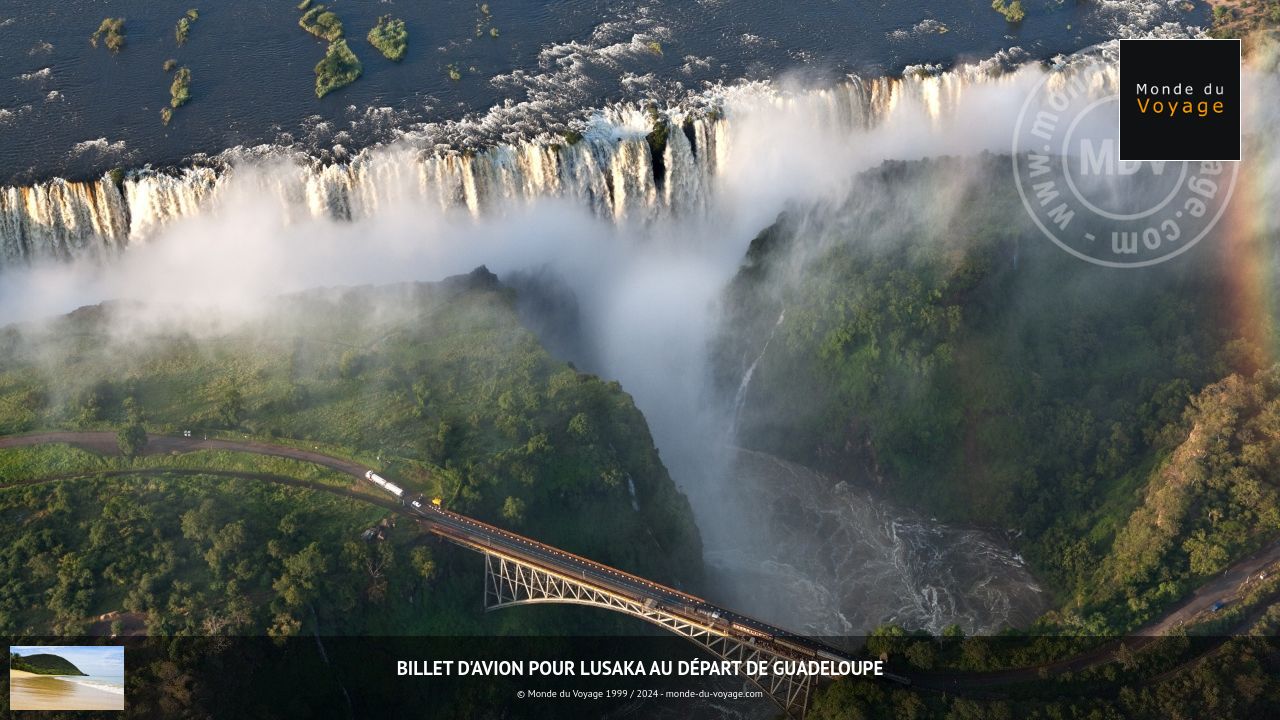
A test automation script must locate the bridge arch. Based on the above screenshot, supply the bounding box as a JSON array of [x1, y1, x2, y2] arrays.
[[483, 551, 814, 719]]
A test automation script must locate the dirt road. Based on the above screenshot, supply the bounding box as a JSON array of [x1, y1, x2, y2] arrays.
[[0, 430, 368, 477]]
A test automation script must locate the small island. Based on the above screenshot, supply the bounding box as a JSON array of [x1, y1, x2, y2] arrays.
[[315, 39, 362, 98], [175, 9, 199, 46], [991, 0, 1025, 23], [170, 67, 192, 108], [299, 5, 344, 41], [89, 18, 126, 52], [368, 15, 408, 61], [162, 67, 192, 125]]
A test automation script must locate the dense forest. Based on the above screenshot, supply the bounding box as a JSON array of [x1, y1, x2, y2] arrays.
[[716, 155, 1279, 630], [0, 269, 702, 648]]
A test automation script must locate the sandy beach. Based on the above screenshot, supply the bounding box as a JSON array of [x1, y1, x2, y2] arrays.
[[9, 669, 124, 711]]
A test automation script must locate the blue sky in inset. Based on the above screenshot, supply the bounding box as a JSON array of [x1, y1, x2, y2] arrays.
[[10, 646, 124, 676]]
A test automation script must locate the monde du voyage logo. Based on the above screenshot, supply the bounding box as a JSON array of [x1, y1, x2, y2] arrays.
[[1013, 39, 1241, 268]]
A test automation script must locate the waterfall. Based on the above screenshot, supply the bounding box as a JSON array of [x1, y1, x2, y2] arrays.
[[626, 476, 640, 512], [0, 56, 1120, 268], [0, 177, 130, 262], [730, 309, 785, 438]]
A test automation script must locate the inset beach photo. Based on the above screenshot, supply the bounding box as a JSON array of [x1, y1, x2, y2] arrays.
[[9, 646, 124, 711]]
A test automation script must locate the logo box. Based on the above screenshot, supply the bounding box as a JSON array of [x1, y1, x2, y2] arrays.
[[1119, 38, 1241, 162]]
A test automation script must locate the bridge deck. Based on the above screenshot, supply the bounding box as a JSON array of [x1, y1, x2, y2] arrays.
[[410, 500, 852, 663]]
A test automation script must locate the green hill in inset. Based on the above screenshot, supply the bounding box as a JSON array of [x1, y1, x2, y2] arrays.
[[11, 652, 87, 676]]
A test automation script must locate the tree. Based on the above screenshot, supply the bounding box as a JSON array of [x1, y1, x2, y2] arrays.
[[501, 496, 526, 525], [339, 351, 362, 379], [409, 546, 436, 584], [568, 412, 594, 440], [217, 386, 244, 427], [77, 381, 114, 426], [118, 423, 148, 458], [273, 542, 328, 608], [904, 640, 937, 670]]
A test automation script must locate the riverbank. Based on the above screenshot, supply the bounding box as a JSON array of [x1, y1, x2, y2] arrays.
[[9, 669, 124, 711]]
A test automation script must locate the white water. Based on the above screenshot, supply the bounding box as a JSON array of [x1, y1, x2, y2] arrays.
[[705, 450, 1046, 636], [0, 53, 1121, 267], [627, 477, 640, 512], [729, 309, 784, 438], [66, 675, 126, 696]]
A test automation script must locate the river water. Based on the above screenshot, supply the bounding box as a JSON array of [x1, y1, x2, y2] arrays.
[[706, 449, 1046, 637], [0, 0, 1198, 184]]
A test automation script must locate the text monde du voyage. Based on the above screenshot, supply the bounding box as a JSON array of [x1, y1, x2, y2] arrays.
[[397, 659, 886, 677], [1134, 82, 1229, 118]]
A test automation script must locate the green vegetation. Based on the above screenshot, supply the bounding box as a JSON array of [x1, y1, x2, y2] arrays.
[[170, 67, 192, 108], [175, 9, 199, 46], [808, 582, 1280, 718], [296, 3, 360, 97], [117, 422, 147, 458], [1093, 369, 1280, 619], [1208, 0, 1280, 38], [90, 18, 126, 53], [368, 15, 408, 61], [299, 5, 345, 42], [809, 625, 1280, 718], [447, 63, 462, 81], [645, 106, 670, 190], [717, 156, 1278, 632], [297, 0, 312, 10], [0, 270, 702, 638], [314, 39, 362, 98], [0, 472, 384, 635], [992, 0, 1026, 23], [717, 157, 1280, 718], [11, 652, 86, 676], [645, 107, 670, 158], [160, 107, 173, 126]]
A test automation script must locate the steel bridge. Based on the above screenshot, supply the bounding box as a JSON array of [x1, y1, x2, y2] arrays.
[[408, 497, 901, 719]]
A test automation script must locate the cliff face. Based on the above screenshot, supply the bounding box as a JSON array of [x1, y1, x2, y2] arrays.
[[712, 154, 1272, 630], [11, 653, 87, 675]]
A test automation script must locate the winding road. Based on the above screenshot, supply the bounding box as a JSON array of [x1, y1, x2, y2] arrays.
[[2, 430, 1278, 694]]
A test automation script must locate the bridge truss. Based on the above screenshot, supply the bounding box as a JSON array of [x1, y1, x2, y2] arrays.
[[482, 550, 814, 719]]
